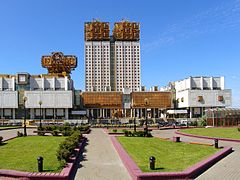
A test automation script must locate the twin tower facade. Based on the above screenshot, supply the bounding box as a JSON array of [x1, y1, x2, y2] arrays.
[[84, 20, 141, 92]]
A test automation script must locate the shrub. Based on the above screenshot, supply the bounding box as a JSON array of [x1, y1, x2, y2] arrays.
[[238, 128, 240, 132], [38, 132, 45, 136], [0, 136, 3, 144], [17, 131, 23, 137], [56, 131, 83, 167], [62, 130, 73, 136], [112, 129, 117, 133], [51, 130, 60, 136]]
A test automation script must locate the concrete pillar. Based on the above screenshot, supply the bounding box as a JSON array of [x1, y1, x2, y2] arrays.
[[65, 109, 69, 120], [43, 109, 46, 120], [30, 109, 34, 119], [42, 77, 45, 90], [190, 107, 193, 119], [0, 109, 3, 119], [65, 76, 68, 90], [100, 109, 103, 118], [12, 77, 15, 91], [12, 109, 15, 119], [52, 77, 55, 90], [103, 109, 105, 118]]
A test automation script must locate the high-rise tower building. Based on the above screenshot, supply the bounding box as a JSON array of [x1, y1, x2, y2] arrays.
[[84, 21, 111, 92], [84, 20, 141, 92], [113, 21, 140, 92]]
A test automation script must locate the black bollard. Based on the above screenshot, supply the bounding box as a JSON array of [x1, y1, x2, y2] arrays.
[[37, 156, 43, 172], [149, 156, 156, 170], [214, 139, 219, 148]]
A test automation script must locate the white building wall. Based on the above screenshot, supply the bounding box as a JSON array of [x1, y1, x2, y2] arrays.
[[24, 91, 73, 108], [0, 91, 18, 108], [115, 41, 140, 92], [177, 90, 231, 108], [85, 41, 110, 92]]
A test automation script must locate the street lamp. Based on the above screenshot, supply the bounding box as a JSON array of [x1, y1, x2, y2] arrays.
[[23, 96, 28, 136], [131, 104, 137, 132], [144, 98, 149, 137], [39, 100, 42, 129]]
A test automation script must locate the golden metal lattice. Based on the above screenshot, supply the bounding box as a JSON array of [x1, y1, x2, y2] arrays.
[[41, 52, 77, 75]]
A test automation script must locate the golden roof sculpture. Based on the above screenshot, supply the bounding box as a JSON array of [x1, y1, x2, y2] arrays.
[[85, 20, 110, 41], [41, 52, 77, 75], [113, 21, 140, 41]]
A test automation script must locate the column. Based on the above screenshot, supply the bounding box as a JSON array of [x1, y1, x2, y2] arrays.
[[12, 109, 15, 119], [190, 107, 192, 118], [1, 109, 3, 119], [30, 109, 34, 119], [131, 108, 133, 118], [42, 77, 45, 90], [65, 76, 68, 90], [12, 77, 15, 91], [65, 109, 69, 120], [43, 109, 46, 120], [100, 109, 102, 118], [52, 77, 55, 90]]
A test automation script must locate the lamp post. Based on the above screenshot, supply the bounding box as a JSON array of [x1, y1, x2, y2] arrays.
[[144, 98, 149, 137], [39, 100, 42, 129], [23, 96, 27, 136], [131, 104, 137, 132]]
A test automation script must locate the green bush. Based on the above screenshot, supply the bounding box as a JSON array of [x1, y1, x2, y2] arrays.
[[38, 132, 45, 136], [51, 130, 60, 136], [62, 130, 72, 136], [56, 131, 83, 167], [17, 131, 23, 137], [238, 128, 240, 132], [0, 136, 3, 144], [112, 129, 117, 133]]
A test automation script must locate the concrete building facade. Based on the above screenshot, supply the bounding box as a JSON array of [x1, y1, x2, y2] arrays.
[[174, 76, 232, 118]]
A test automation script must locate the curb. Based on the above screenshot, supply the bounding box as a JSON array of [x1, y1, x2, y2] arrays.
[[0, 137, 87, 180], [176, 130, 240, 143], [110, 136, 232, 180]]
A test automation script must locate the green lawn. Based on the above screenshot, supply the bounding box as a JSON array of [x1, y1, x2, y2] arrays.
[[0, 136, 66, 172], [117, 137, 218, 172], [180, 128, 240, 139]]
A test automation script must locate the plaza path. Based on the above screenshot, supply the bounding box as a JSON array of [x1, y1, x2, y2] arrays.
[[152, 129, 240, 180], [74, 128, 131, 180], [0, 128, 36, 141]]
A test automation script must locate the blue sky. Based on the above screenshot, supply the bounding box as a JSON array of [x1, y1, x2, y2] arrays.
[[0, 0, 240, 107]]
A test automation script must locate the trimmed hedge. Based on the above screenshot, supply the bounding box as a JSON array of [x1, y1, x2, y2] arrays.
[[56, 131, 83, 167], [123, 130, 152, 137], [37, 124, 90, 136]]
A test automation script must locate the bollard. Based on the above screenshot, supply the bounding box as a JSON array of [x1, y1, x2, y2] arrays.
[[214, 139, 219, 148], [149, 156, 156, 170], [37, 156, 43, 172]]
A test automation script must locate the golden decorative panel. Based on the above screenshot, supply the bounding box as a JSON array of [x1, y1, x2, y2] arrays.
[[85, 21, 110, 41], [131, 92, 172, 108], [82, 92, 122, 108], [113, 21, 140, 41], [41, 52, 77, 75]]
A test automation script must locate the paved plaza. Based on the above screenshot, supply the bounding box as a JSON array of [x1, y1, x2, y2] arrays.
[[74, 128, 131, 180], [0, 128, 36, 141]]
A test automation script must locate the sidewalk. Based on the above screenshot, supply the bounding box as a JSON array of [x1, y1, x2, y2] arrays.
[[152, 129, 240, 180], [74, 128, 131, 180], [0, 128, 36, 141]]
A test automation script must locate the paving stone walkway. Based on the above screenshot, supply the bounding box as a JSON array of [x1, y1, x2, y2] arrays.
[[152, 129, 240, 180], [74, 128, 131, 180], [0, 128, 36, 141]]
